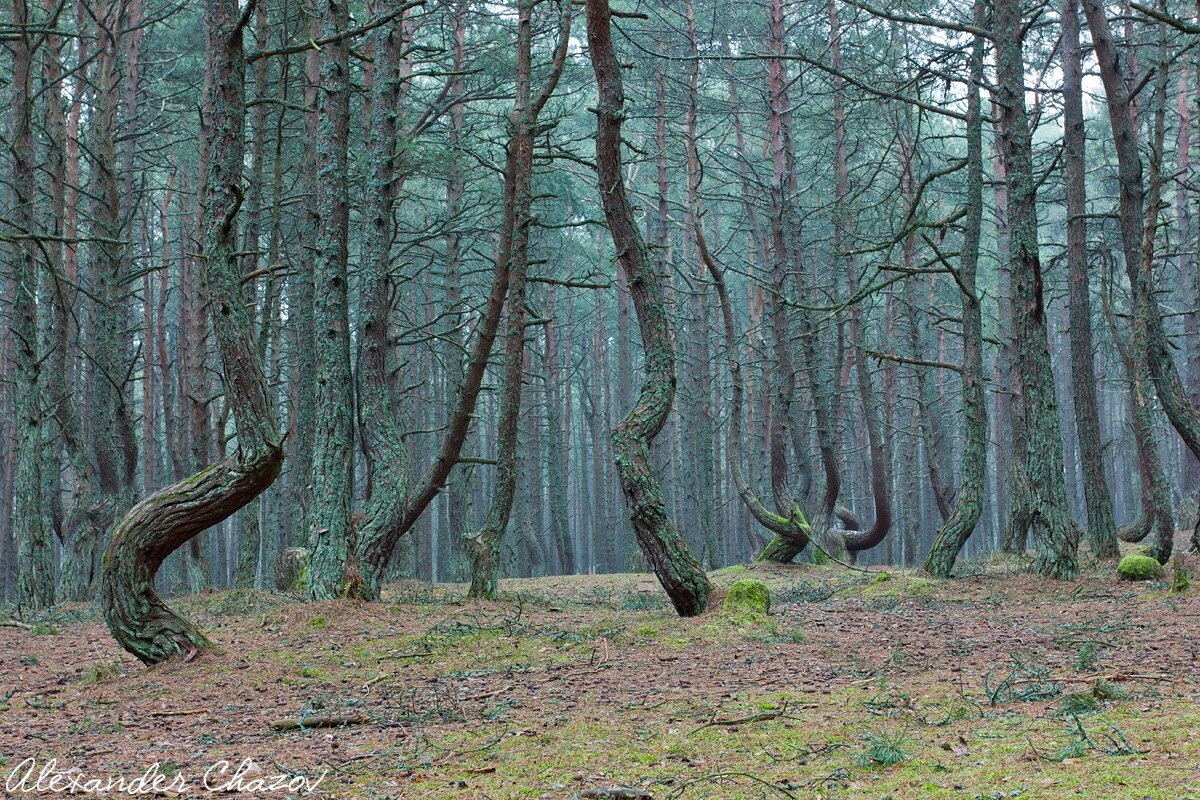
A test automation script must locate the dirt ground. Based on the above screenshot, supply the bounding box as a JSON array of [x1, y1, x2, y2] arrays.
[[2, 549, 1199, 799]]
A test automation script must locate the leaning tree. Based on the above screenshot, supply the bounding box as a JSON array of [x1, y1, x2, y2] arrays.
[[586, 0, 711, 616], [100, 0, 284, 664]]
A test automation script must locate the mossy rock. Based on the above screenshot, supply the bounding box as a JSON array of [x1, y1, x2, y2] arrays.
[[1116, 554, 1164, 582], [723, 579, 771, 616], [275, 547, 310, 592]]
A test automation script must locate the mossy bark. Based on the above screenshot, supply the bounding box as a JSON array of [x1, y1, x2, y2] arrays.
[[100, 0, 283, 664], [586, 0, 710, 616], [307, 0, 356, 600], [1083, 0, 1200, 480], [9, 3, 55, 610], [995, 0, 1081, 579], [924, 6, 987, 578]]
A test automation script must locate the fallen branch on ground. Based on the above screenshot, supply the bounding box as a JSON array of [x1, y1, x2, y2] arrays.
[[270, 714, 370, 731]]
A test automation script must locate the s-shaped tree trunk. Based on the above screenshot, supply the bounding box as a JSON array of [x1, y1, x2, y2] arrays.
[[101, 0, 283, 665], [586, 0, 710, 616]]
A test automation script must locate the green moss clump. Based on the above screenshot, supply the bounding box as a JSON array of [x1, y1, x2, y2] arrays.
[[1116, 554, 1164, 581], [723, 579, 771, 616]]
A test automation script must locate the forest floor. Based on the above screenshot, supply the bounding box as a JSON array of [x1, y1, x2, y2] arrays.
[[2, 542, 1199, 799]]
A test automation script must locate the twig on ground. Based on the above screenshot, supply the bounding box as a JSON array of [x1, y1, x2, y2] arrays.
[[270, 714, 370, 731]]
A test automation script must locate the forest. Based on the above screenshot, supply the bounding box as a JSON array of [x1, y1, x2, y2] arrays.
[[2, 0, 1200, 796]]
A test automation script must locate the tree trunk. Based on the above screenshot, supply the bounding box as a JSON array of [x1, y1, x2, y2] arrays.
[[307, 0, 356, 599], [586, 0, 710, 616], [1063, 0, 1120, 558], [8, 0, 55, 610], [995, 0, 1081, 578], [1083, 0, 1200, 497], [467, 0, 570, 598], [101, 0, 283, 664], [924, 2, 987, 578]]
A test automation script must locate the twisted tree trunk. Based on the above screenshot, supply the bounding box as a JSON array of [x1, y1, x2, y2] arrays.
[[586, 0, 710, 616], [101, 0, 283, 665]]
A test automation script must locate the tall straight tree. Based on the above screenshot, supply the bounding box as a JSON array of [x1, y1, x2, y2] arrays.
[[8, 0, 54, 610], [994, 0, 1081, 577], [101, 0, 283, 664], [924, 0, 987, 578], [1062, 0, 1119, 558], [586, 0, 711, 616], [307, 0, 356, 599]]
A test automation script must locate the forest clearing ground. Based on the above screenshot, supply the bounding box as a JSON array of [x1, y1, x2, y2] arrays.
[[2, 546, 1199, 799]]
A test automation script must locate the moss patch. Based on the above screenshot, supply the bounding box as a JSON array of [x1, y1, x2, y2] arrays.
[[723, 579, 771, 616], [1116, 554, 1164, 581]]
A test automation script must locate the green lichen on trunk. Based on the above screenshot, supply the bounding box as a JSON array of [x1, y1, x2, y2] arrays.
[[994, 0, 1080, 579], [924, 4, 987, 579], [100, 0, 283, 665], [307, 0, 356, 601], [586, 0, 710, 616]]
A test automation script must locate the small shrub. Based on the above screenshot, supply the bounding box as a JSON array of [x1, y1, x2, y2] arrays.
[[79, 662, 122, 685], [1091, 679, 1129, 701], [1116, 554, 1163, 581], [1058, 691, 1099, 717], [1075, 641, 1101, 671], [1170, 556, 1190, 593], [859, 731, 908, 767]]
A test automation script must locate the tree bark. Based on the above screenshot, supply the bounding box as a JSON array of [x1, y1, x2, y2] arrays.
[[307, 0, 356, 599], [1083, 0, 1200, 502], [994, 0, 1081, 578], [924, 1, 987, 578], [467, 0, 571, 599], [586, 0, 710, 616], [8, 0, 55, 610], [1063, 0, 1120, 558], [101, 0, 283, 664]]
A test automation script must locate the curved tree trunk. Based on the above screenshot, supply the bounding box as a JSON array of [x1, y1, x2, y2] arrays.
[[351, 0, 570, 600], [346, 0, 409, 601], [826, 0, 891, 558], [1082, 0, 1200, 491], [924, 3, 987, 578], [586, 0, 710, 616], [465, 0, 551, 599], [698, 226, 812, 554], [101, 0, 283, 665]]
